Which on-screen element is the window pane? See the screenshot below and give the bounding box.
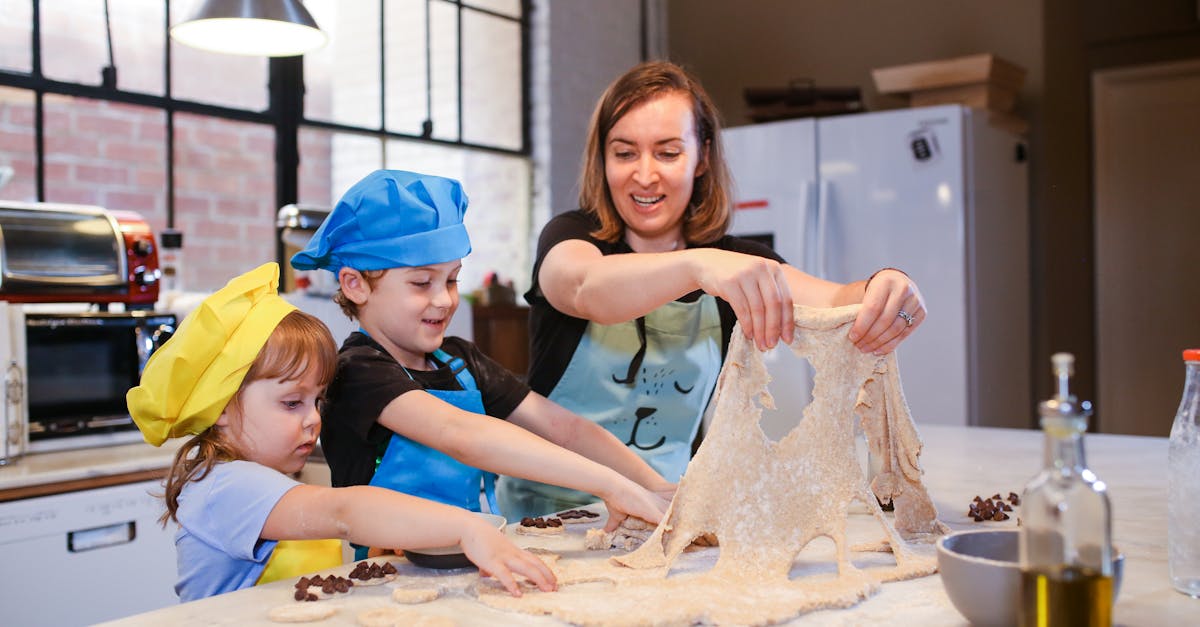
[0,87,36,201]
[429,1,460,141]
[298,127,383,207]
[0,0,32,73]
[170,2,268,110]
[42,0,165,95]
[463,0,521,19]
[383,0,428,135]
[174,114,275,291]
[462,11,521,150]
[304,0,382,129]
[385,139,530,293]
[42,96,168,225]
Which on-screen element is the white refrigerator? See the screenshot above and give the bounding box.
[723,104,1030,437]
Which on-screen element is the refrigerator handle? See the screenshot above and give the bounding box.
[811,180,831,280]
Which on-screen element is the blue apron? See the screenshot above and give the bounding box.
[497,296,722,519]
[359,348,497,559]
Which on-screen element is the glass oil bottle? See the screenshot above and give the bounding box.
[1017,353,1113,627]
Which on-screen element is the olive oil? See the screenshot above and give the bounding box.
[1018,566,1113,627]
[1018,354,1114,627]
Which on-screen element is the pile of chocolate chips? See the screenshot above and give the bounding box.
[968,492,1019,522]
[293,574,353,601]
[519,516,563,528]
[557,509,601,521]
[348,560,398,581]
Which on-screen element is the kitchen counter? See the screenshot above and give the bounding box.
[96,425,1195,625]
[0,438,183,502]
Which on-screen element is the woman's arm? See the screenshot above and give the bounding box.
[505,392,676,496]
[261,484,555,595]
[538,240,795,351]
[378,391,670,528]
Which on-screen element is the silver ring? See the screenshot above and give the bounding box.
[897,310,915,327]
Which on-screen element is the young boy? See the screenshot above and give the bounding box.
[291,170,673,552]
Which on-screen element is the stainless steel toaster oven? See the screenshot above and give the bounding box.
[0,201,161,307]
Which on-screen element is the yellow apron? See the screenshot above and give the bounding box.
[255,539,344,585]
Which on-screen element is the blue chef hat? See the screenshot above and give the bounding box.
[290,169,471,274]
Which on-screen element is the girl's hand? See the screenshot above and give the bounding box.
[600,479,671,533]
[690,249,795,351]
[847,269,925,355]
[459,522,557,596]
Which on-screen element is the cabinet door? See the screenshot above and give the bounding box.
[0,479,177,626]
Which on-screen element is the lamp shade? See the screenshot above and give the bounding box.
[170,0,327,57]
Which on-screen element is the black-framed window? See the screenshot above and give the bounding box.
[0,0,531,292]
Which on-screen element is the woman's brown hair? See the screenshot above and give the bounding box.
[579,60,733,245]
[158,309,338,525]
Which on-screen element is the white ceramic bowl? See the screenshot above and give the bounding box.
[403,512,506,569]
[937,529,1124,626]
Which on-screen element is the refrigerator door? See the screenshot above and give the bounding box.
[817,105,968,425]
[723,118,819,440]
[724,118,817,270]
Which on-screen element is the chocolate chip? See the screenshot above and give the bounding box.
[306,592,318,602]
[294,588,307,601]
[383,562,397,574]
[548,518,562,527]
[521,517,535,526]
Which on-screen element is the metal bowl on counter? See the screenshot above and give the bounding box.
[937,529,1124,626]
[403,512,506,569]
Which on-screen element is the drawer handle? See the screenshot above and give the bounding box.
[67,521,135,552]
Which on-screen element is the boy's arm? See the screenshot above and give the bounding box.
[261,484,555,595]
[377,390,669,527]
[505,392,675,496]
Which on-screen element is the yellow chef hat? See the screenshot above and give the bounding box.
[127,262,297,446]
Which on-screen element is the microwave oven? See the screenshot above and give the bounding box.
[0,303,175,461]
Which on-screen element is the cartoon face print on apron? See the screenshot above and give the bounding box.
[553,296,722,480]
[496,295,722,520]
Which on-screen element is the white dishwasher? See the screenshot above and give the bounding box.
[0,479,178,626]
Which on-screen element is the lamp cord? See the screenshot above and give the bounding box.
[101,0,117,88]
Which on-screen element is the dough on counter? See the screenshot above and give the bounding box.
[267,602,340,623]
[477,305,945,626]
[356,606,454,627]
[391,586,441,604]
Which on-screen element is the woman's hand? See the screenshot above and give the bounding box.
[847,269,925,355]
[459,520,557,596]
[599,478,671,532]
[690,249,795,351]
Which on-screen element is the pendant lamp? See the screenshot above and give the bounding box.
[170,0,327,57]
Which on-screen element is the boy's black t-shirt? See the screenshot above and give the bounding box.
[320,333,531,489]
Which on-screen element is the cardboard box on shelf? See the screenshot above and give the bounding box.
[908,82,1017,112]
[872,53,1026,95]
[872,53,1028,134]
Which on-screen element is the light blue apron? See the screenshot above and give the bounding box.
[496,296,722,519]
[359,348,497,560]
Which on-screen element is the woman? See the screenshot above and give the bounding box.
[496,61,925,518]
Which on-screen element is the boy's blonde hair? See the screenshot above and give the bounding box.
[158,310,337,525]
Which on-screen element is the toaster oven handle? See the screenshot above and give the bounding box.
[4,360,24,450]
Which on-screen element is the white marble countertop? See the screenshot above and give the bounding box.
[96,425,1196,626]
[0,438,183,495]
